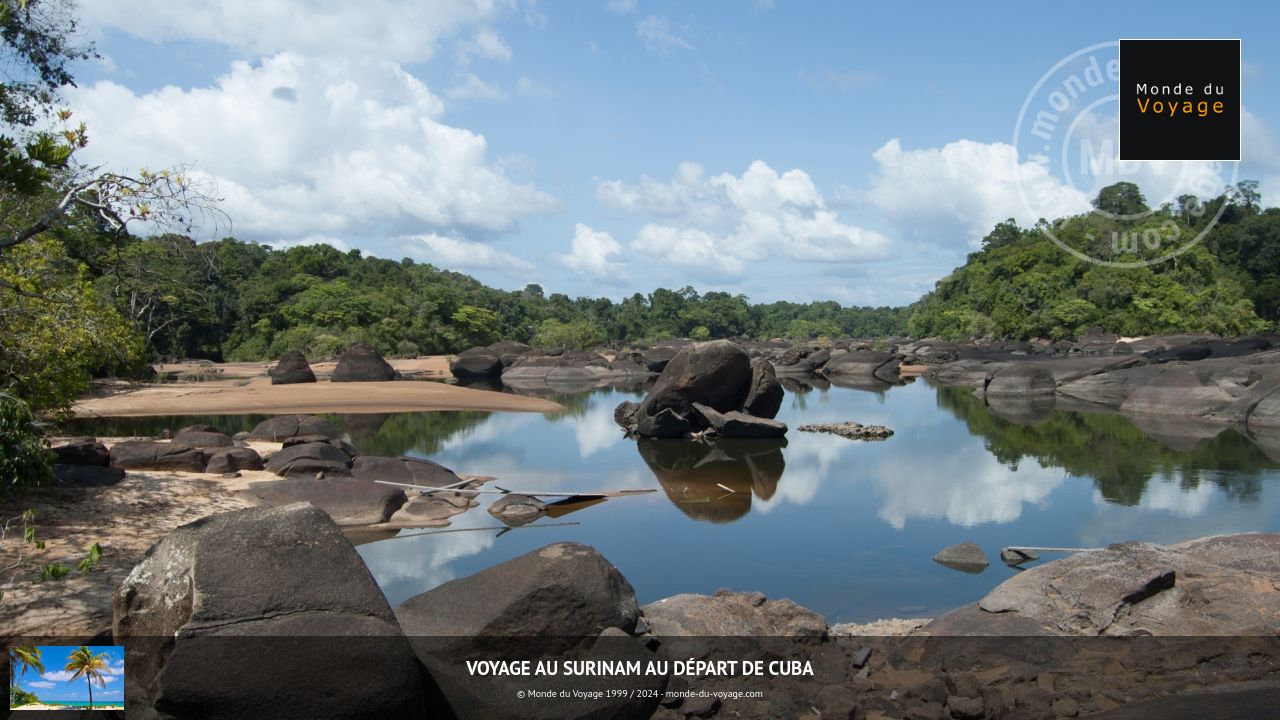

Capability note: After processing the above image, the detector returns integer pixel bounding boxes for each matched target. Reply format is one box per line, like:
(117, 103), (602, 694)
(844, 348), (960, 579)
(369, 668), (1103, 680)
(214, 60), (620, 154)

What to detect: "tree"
(9, 645), (45, 685)
(63, 646), (108, 709)
(1092, 182), (1148, 217)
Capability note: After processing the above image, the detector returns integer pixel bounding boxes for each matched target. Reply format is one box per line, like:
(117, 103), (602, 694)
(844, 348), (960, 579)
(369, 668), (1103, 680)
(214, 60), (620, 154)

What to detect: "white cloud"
(405, 233), (533, 273)
(80, 0), (512, 63)
(68, 53), (555, 243)
(636, 15), (692, 54)
(556, 223), (625, 277)
(607, 0), (638, 13)
(41, 670), (77, 682)
(456, 28), (513, 65)
(867, 138), (1091, 248)
(601, 160), (892, 279)
(447, 72), (508, 101)
(28, 681), (55, 688)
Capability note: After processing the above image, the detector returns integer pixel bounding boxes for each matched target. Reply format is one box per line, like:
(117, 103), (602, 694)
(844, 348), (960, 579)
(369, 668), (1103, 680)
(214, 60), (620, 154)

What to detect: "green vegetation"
(908, 182), (1275, 341)
(0, 395), (53, 496)
(63, 645), (109, 709)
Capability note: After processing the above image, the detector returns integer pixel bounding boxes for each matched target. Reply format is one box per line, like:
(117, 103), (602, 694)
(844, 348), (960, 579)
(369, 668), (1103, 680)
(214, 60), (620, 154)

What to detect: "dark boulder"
(693, 403), (787, 439)
(821, 350), (898, 378)
(613, 400), (641, 431)
(488, 340), (533, 368)
(247, 414), (346, 442)
(1153, 341), (1214, 363)
(984, 364), (1056, 397)
(268, 349), (317, 385)
(282, 434), (360, 458)
(350, 455), (463, 488)
(113, 503), (424, 718)
(264, 441), (355, 477)
(52, 464), (126, 488)
(742, 358), (784, 419)
(172, 427), (235, 448)
(635, 407), (693, 439)
(642, 345), (678, 373)
(51, 438), (110, 466)
(110, 441), (209, 473)
(933, 541), (990, 573)
(331, 342), (398, 382)
(205, 447), (264, 474)
(241, 478), (407, 525)
(450, 346), (503, 379)
(638, 340), (752, 423)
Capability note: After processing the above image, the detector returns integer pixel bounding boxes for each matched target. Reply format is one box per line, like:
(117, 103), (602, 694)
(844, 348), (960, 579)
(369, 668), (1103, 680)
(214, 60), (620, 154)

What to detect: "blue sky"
(63, 2), (1280, 306)
(11, 645), (124, 704)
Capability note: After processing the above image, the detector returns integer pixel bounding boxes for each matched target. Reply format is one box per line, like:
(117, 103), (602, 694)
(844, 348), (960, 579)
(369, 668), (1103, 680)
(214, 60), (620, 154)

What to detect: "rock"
(1056, 364), (1167, 408)
(1153, 341), (1214, 363)
(331, 342), (398, 382)
(643, 346), (679, 373)
(109, 441), (209, 472)
(52, 464), (126, 488)
(1080, 681), (1280, 719)
(984, 363), (1056, 397)
(947, 694), (985, 720)
(487, 493), (547, 525)
(977, 534), (1280, 635)
(1000, 547), (1040, 565)
(242, 478), (407, 525)
(933, 541), (989, 573)
(488, 340), (532, 368)
(742, 358), (784, 419)
(1051, 696), (1080, 718)
(636, 407), (694, 439)
(681, 694), (720, 718)
(1078, 326), (1119, 345)
(821, 350), (900, 380)
(247, 414), (346, 442)
(172, 428), (235, 448)
(264, 441), (355, 477)
(1120, 366), (1237, 417)
(282, 434), (360, 458)
(450, 346), (503, 379)
(396, 543), (661, 720)
(267, 349), (317, 385)
(640, 340), (753, 422)
(113, 503), (424, 718)
(350, 455), (462, 488)
(641, 589), (827, 637)
(614, 400), (641, 431)
(797, 422), (893, 441)
(693, 403), (787, 439)
(204, 447), (264, 474)
(51, 438), (110, 466)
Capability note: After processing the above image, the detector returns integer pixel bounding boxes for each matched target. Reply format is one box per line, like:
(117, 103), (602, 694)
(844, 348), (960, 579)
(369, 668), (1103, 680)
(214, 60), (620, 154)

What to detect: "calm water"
(69, 380), (1280, 623)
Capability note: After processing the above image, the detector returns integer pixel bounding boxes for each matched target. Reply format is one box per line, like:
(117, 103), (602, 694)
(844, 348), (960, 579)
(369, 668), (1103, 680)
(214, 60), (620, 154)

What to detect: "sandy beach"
(10, 703), (126, 711)
(73, 356), (563, 417)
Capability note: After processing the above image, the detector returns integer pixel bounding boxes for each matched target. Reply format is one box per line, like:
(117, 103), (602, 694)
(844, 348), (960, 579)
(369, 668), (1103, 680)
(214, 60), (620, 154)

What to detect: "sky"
(60, 1), (1280, 306)
(11, 645), (125, 704)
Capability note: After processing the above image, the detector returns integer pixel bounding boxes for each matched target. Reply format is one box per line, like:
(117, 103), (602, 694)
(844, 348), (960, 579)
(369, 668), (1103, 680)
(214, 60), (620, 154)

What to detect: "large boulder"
(1057, 363), (1168, 408)
(643, 340), (752, 418)
(983, 363), (1056, 397)
(264, 441), (355, 478)
(450, 346), (503, 380)
(396, 543), (661, 720)
(173, 426), (235, 448)
(1120, 366), (1237, 418)
(52, 464), (126, 488)
(488, 340), (532, 368)
(51, 437), (110, 466)
(641, 589), (827, 637)
(641, 345), (678, 373)
(113, 503), (424, 718)
(110, 441), (209, 472)
(742, 358), (784, 419)
(268, 349), (317, 385)
(693, 403), (788, 439)
(350, 455), (463, 488)
(331, 342), (398, 382)
(247, 415), (346, 442)
(242, 478), (407, 525)
(204, 447), (264, 474)
(821, 350), (900, 382)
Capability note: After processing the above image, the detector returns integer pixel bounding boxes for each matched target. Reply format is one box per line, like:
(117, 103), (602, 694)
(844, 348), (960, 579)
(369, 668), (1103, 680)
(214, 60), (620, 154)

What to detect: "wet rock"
(242, 478), (407, 525)
(204, 447), (264, 474)
(742, 358), (784, 419)
(51, 438), (110, 466)
(933, 541), (989, 573)
(487, 493), (547, 525)
(641, 589), (828, 637)
(247, 414), (347, 442)
(331, 342), (398, 382)
(52, 464), (126, 487)
(113, 503), (423, 719)
(267, 349), (317, 385)
(110, 441), (209, 472)
(984, 363), (1056, 396)
(798, 421), (893, 441)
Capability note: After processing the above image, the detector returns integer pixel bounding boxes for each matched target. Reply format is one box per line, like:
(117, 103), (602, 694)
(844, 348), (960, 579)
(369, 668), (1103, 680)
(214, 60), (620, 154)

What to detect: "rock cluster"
(798, 421), (894, 441)
(615, 340), (787, 439)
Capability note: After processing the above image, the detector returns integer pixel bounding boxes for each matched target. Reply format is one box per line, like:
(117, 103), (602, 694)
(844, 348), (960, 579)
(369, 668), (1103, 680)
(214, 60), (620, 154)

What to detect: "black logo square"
(1119, 39), (1240, 161)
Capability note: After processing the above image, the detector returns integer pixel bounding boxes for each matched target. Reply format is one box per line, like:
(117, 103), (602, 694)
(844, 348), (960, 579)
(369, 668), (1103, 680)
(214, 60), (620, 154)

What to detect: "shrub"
(0, 395), (53, 497)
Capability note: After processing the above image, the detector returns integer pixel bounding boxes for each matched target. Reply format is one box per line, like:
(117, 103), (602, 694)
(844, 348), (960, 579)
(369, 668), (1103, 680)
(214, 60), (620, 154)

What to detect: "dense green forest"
(908, 181), (1278, 340)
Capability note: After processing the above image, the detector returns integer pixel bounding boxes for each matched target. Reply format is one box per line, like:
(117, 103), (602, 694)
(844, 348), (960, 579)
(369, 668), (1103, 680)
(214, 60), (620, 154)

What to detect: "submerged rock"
(933, 541), (989, 574)
(797, 422), (893, 441)
(487, 493), (547, 525)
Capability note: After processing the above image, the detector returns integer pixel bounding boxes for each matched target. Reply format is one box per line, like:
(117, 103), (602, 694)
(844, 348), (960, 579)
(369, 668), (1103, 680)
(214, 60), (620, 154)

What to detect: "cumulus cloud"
(28, 681), (55, 689)
(556, 223), (625, 277)
(636, 15), (692, 54)
(600, 160), (891, 279)
(79, 0), (511, 63)
(456, 28), (513, 65)
(67, 53), (555, 243)
(867, 138), (1091, 248)
(405, 233), (533, 273)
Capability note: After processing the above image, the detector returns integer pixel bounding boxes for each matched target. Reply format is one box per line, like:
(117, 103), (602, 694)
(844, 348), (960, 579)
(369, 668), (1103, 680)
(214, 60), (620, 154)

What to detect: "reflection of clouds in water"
(574, 401), (625, 458)
(439, 412), (539, 452)
(872, 444), (1063, 529)
(1126, 477), (1217, 517)
(1076, 475), (1280, 548)
(781, 382), (952, 435)
(755, 433), (850, 513)
(358, 509), (499, 602)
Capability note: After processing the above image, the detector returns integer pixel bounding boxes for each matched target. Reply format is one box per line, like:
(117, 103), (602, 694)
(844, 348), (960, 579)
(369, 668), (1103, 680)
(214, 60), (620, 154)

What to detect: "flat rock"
(110, 441), (209, 472)
(350, 455), (462, 488)
(264, 441), (355, 477)
(204, 447), (264, 474)
(247, 414), (346, 442)
(52, 464), (126, 488)
(172, 428), (235, 448)
(242, 478), (407, 525)
(933, 541), (989, 573)
(642, 589), (827, 637)
(984, 364), (1056, 397)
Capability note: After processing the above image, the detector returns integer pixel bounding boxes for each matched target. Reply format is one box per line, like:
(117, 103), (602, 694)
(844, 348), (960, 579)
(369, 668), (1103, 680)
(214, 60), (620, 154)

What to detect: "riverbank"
(73, 356), (563, 417)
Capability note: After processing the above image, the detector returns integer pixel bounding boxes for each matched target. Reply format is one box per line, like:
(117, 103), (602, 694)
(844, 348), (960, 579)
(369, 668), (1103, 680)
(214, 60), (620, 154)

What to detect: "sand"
(74, 356), (562, 417)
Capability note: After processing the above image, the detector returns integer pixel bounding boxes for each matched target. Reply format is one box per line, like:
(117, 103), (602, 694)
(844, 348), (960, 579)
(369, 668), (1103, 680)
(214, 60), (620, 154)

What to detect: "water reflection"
(637, 439), (787, 523)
